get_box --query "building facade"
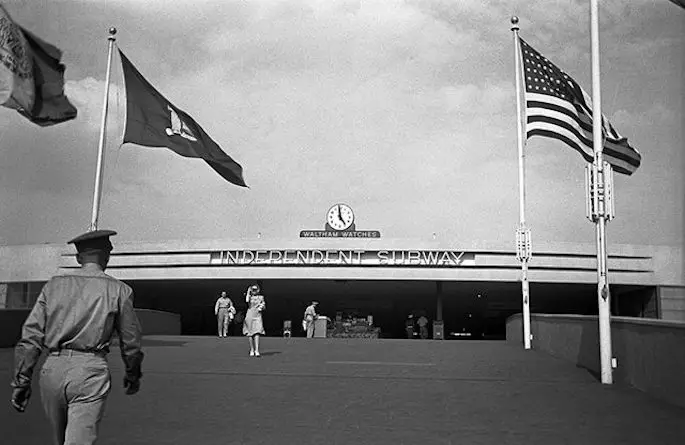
[1,234,683,338]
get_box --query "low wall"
[134,309,182,336]
[0,308,181,348]
[506,313,685,409]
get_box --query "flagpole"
[89,27,117,231]
[511,17,532,350]
[590,0,613,384]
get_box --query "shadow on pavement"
[141,338,190,348]
[258,351,282,356]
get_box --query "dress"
[243,294,266,336]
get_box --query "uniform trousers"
[217,308,232,337]
[39,351,111,445]
[305,320,315,338]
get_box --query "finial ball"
[511,16,519,25]
[108,27,117,35]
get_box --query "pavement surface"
[2,336,684,445]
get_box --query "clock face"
[326,204,354,231]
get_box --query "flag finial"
[510,16,519,31]
[108,27,117,40]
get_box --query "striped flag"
[519,38,641,175]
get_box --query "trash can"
[314,317,328,338]
[433,320,444,340]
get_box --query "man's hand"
[123,376,141,395]
[10,386,31,413]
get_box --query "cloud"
[611,104,680,132]
[0,0,682,247]
[65,77,125,131]
[438,82,514,116]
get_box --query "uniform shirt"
[12,265,143,389]
[214,297,234,314]
[417,316,429,327]
[304,305,317,322]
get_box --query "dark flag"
[0,5,77,126]
[119,50,246,187]
[519,38,641,175]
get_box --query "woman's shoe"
[249,350,255,356]
[255,351,261,357]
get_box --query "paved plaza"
[2,336,684,444]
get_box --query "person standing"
[243,284,266,356]
[10,230,144,445]
[417,314,429,339]
[405,314,415,339]
[214,291,235,337]
[303,301,319,338]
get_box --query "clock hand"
[337,205,346,225]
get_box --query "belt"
[48,349,106,358]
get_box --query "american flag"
[519,38,641,175]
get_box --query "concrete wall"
[659,286,685,321]
[135,309,182,336]
[506,313,685,409]
[0,309,181,348]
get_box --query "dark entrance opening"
[129,279,649,339]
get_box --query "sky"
[0,0,683,250]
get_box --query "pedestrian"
[10,229,144,445]
[303,301,319,338]
[417,314,429,339]
[243,284,266,356]
[405,314,415,339]
[214,291,236,337]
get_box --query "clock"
[326,203,355,231]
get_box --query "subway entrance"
[128,279,632,339]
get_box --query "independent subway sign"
[209,249,475,268]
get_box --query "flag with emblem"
[519,37,641,175]
[0,5,77,126]
[119,50,247,187]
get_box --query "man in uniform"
[10,229,144,445]
[303,301,319,338]
[214,291,236,337]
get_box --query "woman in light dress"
[243,284,266,356]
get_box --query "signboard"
[300,203,381,238]
[210,249,475,268]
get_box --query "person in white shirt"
[303,301,319,338]
[214,291,235,338]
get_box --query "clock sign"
[299,204,380,238]
[326,203,355,231]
